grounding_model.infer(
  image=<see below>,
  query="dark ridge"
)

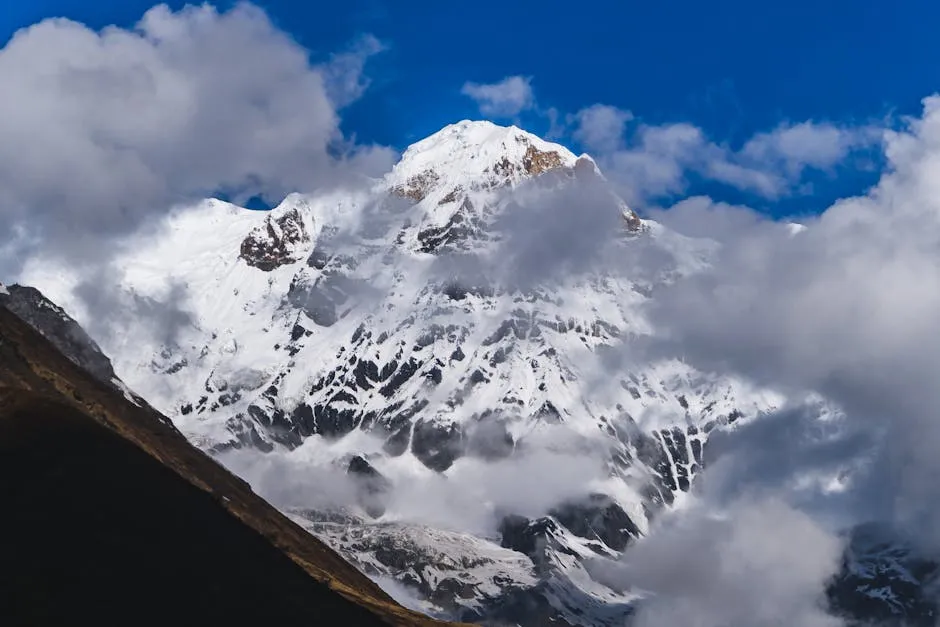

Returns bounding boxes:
[0,284,116,385]
[0,304,461,627]
[0,389,387,625]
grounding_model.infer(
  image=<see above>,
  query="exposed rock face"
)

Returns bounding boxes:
[416,197,488,254]
[622,208,643,233]
[0,284,117,386]
[828,524,939,626]
[521,142,565,176]
[411,419,466,472]
[392,170,441,202]
[347,455,392,519]
[549,494,641,552]
[499,515,560,567]
[240,204,312,271]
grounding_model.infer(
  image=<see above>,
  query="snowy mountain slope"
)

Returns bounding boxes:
[21,120,799,624]
[286,502,644,626]
[288,509,541,620]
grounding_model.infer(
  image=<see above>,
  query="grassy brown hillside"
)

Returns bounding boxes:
[0,304,464,626]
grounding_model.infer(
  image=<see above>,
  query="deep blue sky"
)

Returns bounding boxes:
[4,0,940,214]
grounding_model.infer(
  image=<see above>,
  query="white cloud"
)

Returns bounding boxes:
[0,2,395,273]
[321,33,386,107]
[568,104,881,204]
[219,425,610,537]
[742,121,878,176]
[603,122,709,203]
[572,104,633,153]
[461,75,534,118]
[590,498,844,627]
[646,95,940,554]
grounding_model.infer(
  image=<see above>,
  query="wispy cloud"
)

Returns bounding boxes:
[562,102,882,204]
[571,104,633,153]
[321,33,387,108]
[461,75,535,118]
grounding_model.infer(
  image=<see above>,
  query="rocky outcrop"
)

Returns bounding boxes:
[392,169,440,202]
[411,419,465,472]
[828,524,939,626]
[0,284,117,386]
[416,198,488,254]
[240,206,312,271]
[347,455,392,519]
[549,494,641,552]
[521,142,565,176]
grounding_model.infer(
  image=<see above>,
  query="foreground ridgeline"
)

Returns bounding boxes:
[0,295,462,626]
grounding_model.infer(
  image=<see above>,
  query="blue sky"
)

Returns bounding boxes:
[3,0,940,215]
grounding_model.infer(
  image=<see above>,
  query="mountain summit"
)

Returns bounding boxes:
[387,120,579,201]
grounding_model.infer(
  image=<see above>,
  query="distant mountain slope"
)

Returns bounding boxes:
[0,300,457,626]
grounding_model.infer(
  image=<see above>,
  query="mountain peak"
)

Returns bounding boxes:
[386,120,579,203]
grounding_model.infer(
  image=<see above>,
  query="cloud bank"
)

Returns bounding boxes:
[0,2,394,273]
[636,96,940,558]
[592,497,843,627]
[219,425,611,537]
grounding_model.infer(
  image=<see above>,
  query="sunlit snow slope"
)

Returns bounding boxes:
[22,120,794,625]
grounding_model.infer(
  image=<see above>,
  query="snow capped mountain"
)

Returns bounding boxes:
[19,120,921,625]
[18,120,782,623]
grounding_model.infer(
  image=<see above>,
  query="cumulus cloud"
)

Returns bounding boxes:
[0,2,395,274]
[605,122,710,202]
[645,195,772,241]
[591,498,844,627]
[571,104,633,153]
[566,104,879,204]
[741,121,878,177]
[644,95,940,554]
[461,75,535,118]
[488,96,940,622]
[0,2,398,351]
